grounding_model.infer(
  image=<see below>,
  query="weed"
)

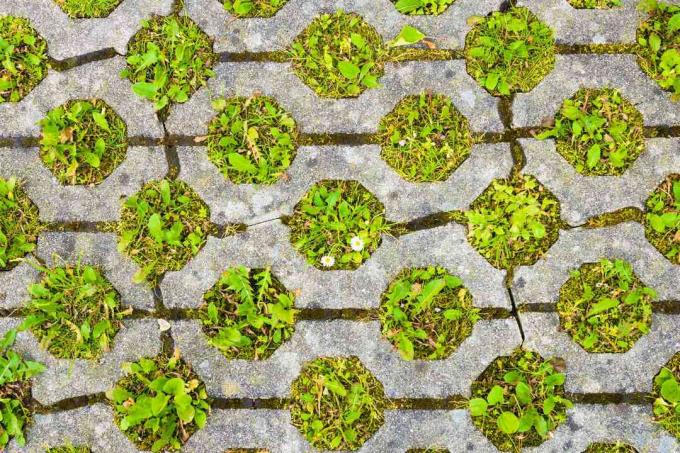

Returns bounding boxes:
[38,99,128,185]
[652,352,680,438]
[637,1,680,100]
[567,0,622,8]
[465,174,561,269]
[379,267,479,360]
[469,349,572,452]
[122,15,217,111]
[556,259,655,353]
[198,267,296,360]
[645,174,680,264]
[46,446,91,453]
[53,0,123,18]
[222,0,288,18]
[118,179,211,285]
[21,261,130,360]
[391,0,455,15]
[464,7,555,96]
[0,177,41,271]
[378,92,474,183]
[583,443,638,453]
[108,352,211,452]
[288,180,392,270]
[289,10,384,98]
[536,89,645,176]
[0,16,48,103]
[207,96,298,184]
[290,356,385,450]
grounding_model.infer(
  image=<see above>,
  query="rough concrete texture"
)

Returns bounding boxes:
[512,54,680,128]
[521,138,680,225]
[0,262,40,311]
[0,57,164,139]
[513,222,680,305]
[183,0,503,53]
[165,60,505,135]
[162,221,511,311]
[178,144,512,224]
[0,146,167,222]
[0,0,173,60]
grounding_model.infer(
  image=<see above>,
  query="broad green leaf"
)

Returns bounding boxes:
[497,412,520,434]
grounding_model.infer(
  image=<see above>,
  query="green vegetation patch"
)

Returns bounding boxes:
[198,266,297,360]
[391,0,455,15]
[39,99,128,185]
[406,449,450,453]
[637,1,680,100]
[123,15,217,111]
[222,0,288,18]
[556,258,655,353]
[290,356,385,450]
[465,174,561,269]
[645,174,680,264]
[468,350,572,452]
[289,10,384,98]
[0,328,46,449]
[0,16,48,103]
[109,353,211,452]
[379,267,479,360]
[54,0,123,18]
[537,89,645,176]
[652,352,680,438]
[288,180,391,270]
[46,446,92,453]
[118,179,211,285]
[207,96,298,185]
[464,7,555,96]
[583,442,638,453]
[378,92,474,183]
[567,0,622,8]
[0,177,41,271]
[22,262,130,360]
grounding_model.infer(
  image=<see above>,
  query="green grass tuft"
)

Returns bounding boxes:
[54,0,123,18]
[556,258,655,353]
[645,174,680,264]
[378,92,474,183]
[379,266,479,360]
[222,0,288,18]
[117,179,212,285]
[198,266,297,360]
[637,1,680,100]
[390,0,456,15]
[0,16,49,103]
[583,442,638,453]
[207,96,298,184]
[464,7,555,96]
[22,261,131,360]
[652,352,680,439]
[465,174,561,270]
[290,356,385,450]
[0,177,42,271]
[468,349,572,452]
[39,99,128,185]
[567,0,622,8]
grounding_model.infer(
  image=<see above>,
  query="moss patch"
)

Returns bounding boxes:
[652,352,680,439]
[118,179,212,285]
[556,259,655,353]
[637,1,680,100]
[222,0,288,18]
[465,174,561,270]
[0,177,41,271]
[46,446,92,453]
[207,96,298,184]
[379,267,479,360]
[464,7,555,96]
[122,15,217,111]
[567,0,622,8]
[583,443,638,453]
[198,266,296,360]
[54,0,123,18]
[290,356,385,450]
[38,99,128,185]
[537,89,645,176]
[407,449,450,453]
[378,92,474,183]
[289,10,384,98]
[109,353,211,452]
[23,263,130,360]
[390,0,455,15]
[0,16,49,103]
[288,180,392,270]
[468,349,572,452]
[645,174,680,264]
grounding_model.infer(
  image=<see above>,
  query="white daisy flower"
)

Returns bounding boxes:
[398,139,407,147]
[350,236,364,252]
[320,255,335,267]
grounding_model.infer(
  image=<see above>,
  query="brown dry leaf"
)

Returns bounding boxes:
[194,135,208,143]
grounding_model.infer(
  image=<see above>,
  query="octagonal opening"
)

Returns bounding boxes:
[645,174,680,265]
[221,0,289,18]
[652,352,680,439]
[637,2,680,100]
[582,442,638,453]
[391,0,456,15]
[54,0,124,18]
[0,177,41,272]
